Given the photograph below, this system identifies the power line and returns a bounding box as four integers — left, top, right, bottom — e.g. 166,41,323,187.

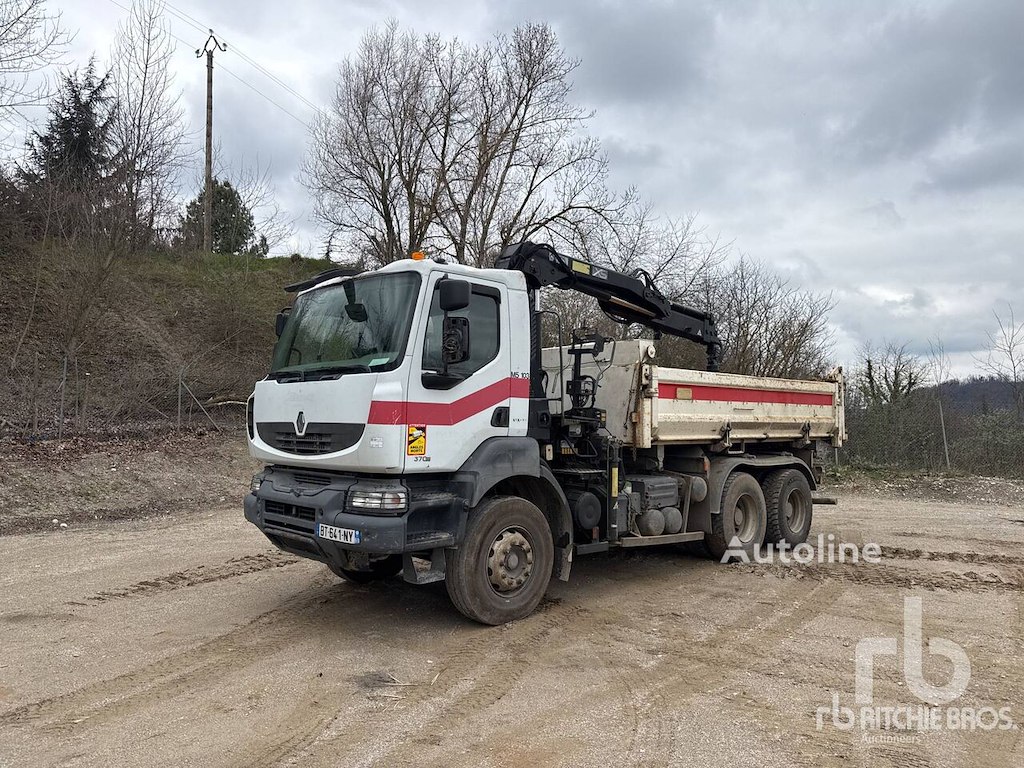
161,0,321,113
104,0,311,128
219,64,310,128
227,47,320,113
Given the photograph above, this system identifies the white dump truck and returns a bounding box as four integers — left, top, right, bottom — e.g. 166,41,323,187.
244,242,845,624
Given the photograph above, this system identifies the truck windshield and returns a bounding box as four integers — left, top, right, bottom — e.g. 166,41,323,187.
271,272,421,379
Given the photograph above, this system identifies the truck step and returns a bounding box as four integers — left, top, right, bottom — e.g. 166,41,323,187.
402,548,447,585
618,531,705,547
812,495,838,505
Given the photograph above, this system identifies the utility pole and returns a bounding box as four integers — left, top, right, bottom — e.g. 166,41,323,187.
196,30,227,253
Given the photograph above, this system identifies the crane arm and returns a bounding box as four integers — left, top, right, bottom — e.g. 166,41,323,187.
495,241,722,371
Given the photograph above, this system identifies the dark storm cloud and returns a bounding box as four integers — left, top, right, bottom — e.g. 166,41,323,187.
921,138,1024,194
493,0,713,107
603,136,665,170
826,1,1024,167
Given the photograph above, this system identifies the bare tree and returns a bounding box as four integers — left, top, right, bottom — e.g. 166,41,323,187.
926,337,953,387
305,22,454,265
0,0,69,124
108,0,187,252
690,258,835,378
854,341,926,406
975,304,1024,420
305,21,620,267
926,337,953,469
435,24,615,266
575,201,728,296
220,156,295,254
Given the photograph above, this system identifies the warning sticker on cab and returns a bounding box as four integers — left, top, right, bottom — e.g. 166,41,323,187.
407,425,427,455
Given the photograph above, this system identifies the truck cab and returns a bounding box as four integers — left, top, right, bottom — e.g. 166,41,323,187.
245,258,572,624
248,258,534,475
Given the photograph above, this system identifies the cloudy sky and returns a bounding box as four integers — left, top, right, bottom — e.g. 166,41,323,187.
46,0,1024,373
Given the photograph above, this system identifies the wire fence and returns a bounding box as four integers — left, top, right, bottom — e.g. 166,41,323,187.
839,389,1024,479
3,351,247,439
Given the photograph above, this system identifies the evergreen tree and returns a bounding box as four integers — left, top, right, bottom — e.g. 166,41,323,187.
19,58,115,238
178,179,264,255
24,58,114,187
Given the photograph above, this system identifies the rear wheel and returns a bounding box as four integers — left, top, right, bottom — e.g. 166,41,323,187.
763,469,813,545
329,554,403,584
445,495,553,625
706,472,767,562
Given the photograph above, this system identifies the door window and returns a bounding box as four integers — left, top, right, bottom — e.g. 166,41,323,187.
422,284,500,376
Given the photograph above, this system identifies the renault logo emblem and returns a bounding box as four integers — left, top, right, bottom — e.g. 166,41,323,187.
295,411,306,435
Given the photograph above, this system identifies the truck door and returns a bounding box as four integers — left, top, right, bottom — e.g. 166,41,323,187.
403,274,516,473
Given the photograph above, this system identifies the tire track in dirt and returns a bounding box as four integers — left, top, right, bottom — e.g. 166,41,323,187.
291,597,593,768
621,579,847,765
0,586,344,734
226,677,362,768
81,551,300,603
880,545,1024,567
743,561,1023,594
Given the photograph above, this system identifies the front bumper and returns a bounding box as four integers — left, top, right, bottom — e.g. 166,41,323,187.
244,466,464,565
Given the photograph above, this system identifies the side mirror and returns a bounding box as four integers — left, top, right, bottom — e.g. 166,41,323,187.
275,308,291,338
442,316,470,365
439,279,470,312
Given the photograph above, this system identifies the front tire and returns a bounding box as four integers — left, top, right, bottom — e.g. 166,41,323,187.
706,472,767,562
763,469,813,545
445,496,554,625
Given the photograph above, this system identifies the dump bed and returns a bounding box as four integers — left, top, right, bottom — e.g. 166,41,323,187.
542,340,845,449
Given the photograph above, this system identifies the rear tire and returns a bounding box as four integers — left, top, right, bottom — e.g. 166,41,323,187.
329,554,403,584
763,469,813,545
445,496,554,625
706,472,767,562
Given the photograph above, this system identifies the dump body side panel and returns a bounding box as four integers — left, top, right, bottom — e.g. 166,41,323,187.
541,340,844,448
653,367,843,446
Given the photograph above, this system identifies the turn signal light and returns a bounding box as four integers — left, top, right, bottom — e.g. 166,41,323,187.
410,251,425,260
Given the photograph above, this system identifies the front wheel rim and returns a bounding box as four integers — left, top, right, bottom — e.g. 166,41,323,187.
487,527,535,596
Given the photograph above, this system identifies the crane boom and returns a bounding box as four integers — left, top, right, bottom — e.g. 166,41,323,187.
495,241,722,371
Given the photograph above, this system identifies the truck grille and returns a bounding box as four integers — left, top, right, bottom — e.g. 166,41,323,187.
269,431,337,455
264,500,316,521
256,422,364,456
291,470,333,486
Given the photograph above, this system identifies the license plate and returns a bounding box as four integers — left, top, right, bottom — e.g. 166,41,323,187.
317,523,361,544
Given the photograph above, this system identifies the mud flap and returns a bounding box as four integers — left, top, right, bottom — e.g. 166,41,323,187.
556,543,572,582
402,548,447,585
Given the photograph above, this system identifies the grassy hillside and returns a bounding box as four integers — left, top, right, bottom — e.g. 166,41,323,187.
1,247,334,436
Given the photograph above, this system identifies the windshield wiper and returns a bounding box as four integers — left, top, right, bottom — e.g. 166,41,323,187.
308,364,372,378
271,363,373,382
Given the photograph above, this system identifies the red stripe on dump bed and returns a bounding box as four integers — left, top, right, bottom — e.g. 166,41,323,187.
368,377,531,425
659,383,833,407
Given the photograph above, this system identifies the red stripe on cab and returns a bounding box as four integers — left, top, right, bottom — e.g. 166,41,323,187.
368,376,531,426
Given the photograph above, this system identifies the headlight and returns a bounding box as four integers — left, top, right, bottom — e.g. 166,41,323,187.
250,472,266,493
349,490,407,511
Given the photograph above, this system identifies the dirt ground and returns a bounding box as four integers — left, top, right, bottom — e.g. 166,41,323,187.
1,436,1022,767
